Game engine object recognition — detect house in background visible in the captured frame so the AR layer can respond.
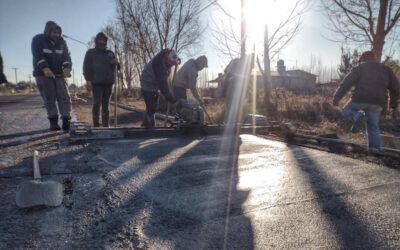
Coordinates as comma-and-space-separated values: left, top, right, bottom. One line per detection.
205, 58, 317, 99
271, 59, 317, 91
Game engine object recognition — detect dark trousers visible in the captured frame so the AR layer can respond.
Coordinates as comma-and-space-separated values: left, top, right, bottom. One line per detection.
141, 90, 159, 128
92, 84, 113, 126
36, 76, 71, 118
173, 86, 187, 101
142, 90, 159, 116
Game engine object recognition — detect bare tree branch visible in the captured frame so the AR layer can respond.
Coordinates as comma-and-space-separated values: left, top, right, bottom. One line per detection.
321, 0, 400, 61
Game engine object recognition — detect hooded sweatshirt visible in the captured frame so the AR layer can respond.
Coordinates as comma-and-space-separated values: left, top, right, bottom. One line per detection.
173, 59, 201, 101
31, 21, 72, 77
83, 32, 117, 85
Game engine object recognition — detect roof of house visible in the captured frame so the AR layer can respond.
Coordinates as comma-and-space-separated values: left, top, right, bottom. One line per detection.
286, 70, 317, 77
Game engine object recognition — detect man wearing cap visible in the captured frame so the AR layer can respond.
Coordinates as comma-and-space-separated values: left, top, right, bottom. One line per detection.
140, 48, 179, 128
31, 21, 73, 131
83, 32, 119, 127
333, 51, 399, 151
173, 55, 208, 104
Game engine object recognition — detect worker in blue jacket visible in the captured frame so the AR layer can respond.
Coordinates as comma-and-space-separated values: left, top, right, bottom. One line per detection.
83, 32, 119, 127
140, 49, 179, 128
31, 21, 72, 131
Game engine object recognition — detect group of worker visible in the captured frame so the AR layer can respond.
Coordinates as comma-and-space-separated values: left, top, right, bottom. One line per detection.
30, 21, 207, 131
29, 21, 398, 151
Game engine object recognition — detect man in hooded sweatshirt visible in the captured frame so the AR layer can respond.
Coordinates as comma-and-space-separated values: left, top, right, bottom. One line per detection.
83, 32, 119, 127
31, 21, 72, 131
173, 55, 208, 104
140, 49, 179, 128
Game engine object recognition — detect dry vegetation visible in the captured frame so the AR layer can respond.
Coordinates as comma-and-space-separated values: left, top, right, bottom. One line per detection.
201, 86, 400, 145
74, 84, 399, 147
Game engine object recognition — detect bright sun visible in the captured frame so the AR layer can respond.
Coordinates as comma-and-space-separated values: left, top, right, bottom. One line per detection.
244, 0, 295, 44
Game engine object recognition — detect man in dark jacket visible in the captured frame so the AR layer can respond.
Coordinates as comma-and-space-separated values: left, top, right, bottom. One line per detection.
333, 51, 399, 150
31, 21, 72, 131
83, 32, 119, 127
140, 49, 179, 128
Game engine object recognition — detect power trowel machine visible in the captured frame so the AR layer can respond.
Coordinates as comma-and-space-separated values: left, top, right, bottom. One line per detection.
173, 99, 205, 129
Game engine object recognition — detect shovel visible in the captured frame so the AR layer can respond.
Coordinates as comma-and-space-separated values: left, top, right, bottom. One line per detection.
16, 150, 63, 208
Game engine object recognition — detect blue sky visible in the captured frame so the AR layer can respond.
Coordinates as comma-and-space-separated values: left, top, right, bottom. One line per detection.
0, 0, 342, 84
0, 0, 116, 84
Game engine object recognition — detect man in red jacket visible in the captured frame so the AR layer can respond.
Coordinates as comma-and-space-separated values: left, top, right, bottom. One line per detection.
140, 49, 179, 128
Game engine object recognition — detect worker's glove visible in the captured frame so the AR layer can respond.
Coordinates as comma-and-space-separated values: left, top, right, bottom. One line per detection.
86, 81, 92, 92
111, 58, 119, 65
332, 99, 339, 107
111, 58, 121, 70
63, 68, 72, 78
42, 67, 55, 78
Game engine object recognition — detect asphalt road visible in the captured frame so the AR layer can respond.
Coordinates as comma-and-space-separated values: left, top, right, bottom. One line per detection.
0, 94, 399, 249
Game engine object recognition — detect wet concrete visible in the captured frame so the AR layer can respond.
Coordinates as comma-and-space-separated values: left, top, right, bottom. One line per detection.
0, 94, 399, 249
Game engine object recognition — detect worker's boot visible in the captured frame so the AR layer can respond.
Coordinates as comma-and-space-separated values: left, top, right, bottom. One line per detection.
141, 115, 149, 128
149, 115, 155, 128
102, 113, 109, 128
93, 116, 100, 127
141, 114, 154, 128
61, 116, 71, 131
49, 116, 61, 131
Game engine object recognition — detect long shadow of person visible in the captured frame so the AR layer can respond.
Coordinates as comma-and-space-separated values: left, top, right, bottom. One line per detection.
77, 134, 253, 249
287, 145, 391, 249
141, 135, 254, 249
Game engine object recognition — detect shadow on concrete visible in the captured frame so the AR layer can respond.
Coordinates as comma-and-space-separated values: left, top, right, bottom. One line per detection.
0, 128, 50, 140
0, 131, 63, 148
80, 135, 253, 249
141, 135, 253, 249
0, 133, 253, 249
288, 145, 386, 249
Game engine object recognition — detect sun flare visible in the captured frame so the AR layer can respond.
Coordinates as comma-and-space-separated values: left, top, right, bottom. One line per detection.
244, 0, 296, 44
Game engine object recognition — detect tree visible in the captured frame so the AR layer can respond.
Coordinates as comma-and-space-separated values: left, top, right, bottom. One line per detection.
338, 48, 360, 79
105, 0, 205, 89
384, 58, 400, 79
211, 0, 309, 108
321, 0, 400, 62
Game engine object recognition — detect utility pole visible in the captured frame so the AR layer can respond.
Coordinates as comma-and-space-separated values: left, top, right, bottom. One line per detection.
240, 0, 246, 59
12, 67, 18, 83
28, 74, 32, 83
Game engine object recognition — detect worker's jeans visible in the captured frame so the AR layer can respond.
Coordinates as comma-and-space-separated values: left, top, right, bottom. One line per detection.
342, 101, 382, 149
92, 84, 113, 126
36, 76, 71, 118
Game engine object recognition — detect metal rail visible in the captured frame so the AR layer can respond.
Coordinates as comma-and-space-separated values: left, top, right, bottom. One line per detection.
69, 122, 280, 141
